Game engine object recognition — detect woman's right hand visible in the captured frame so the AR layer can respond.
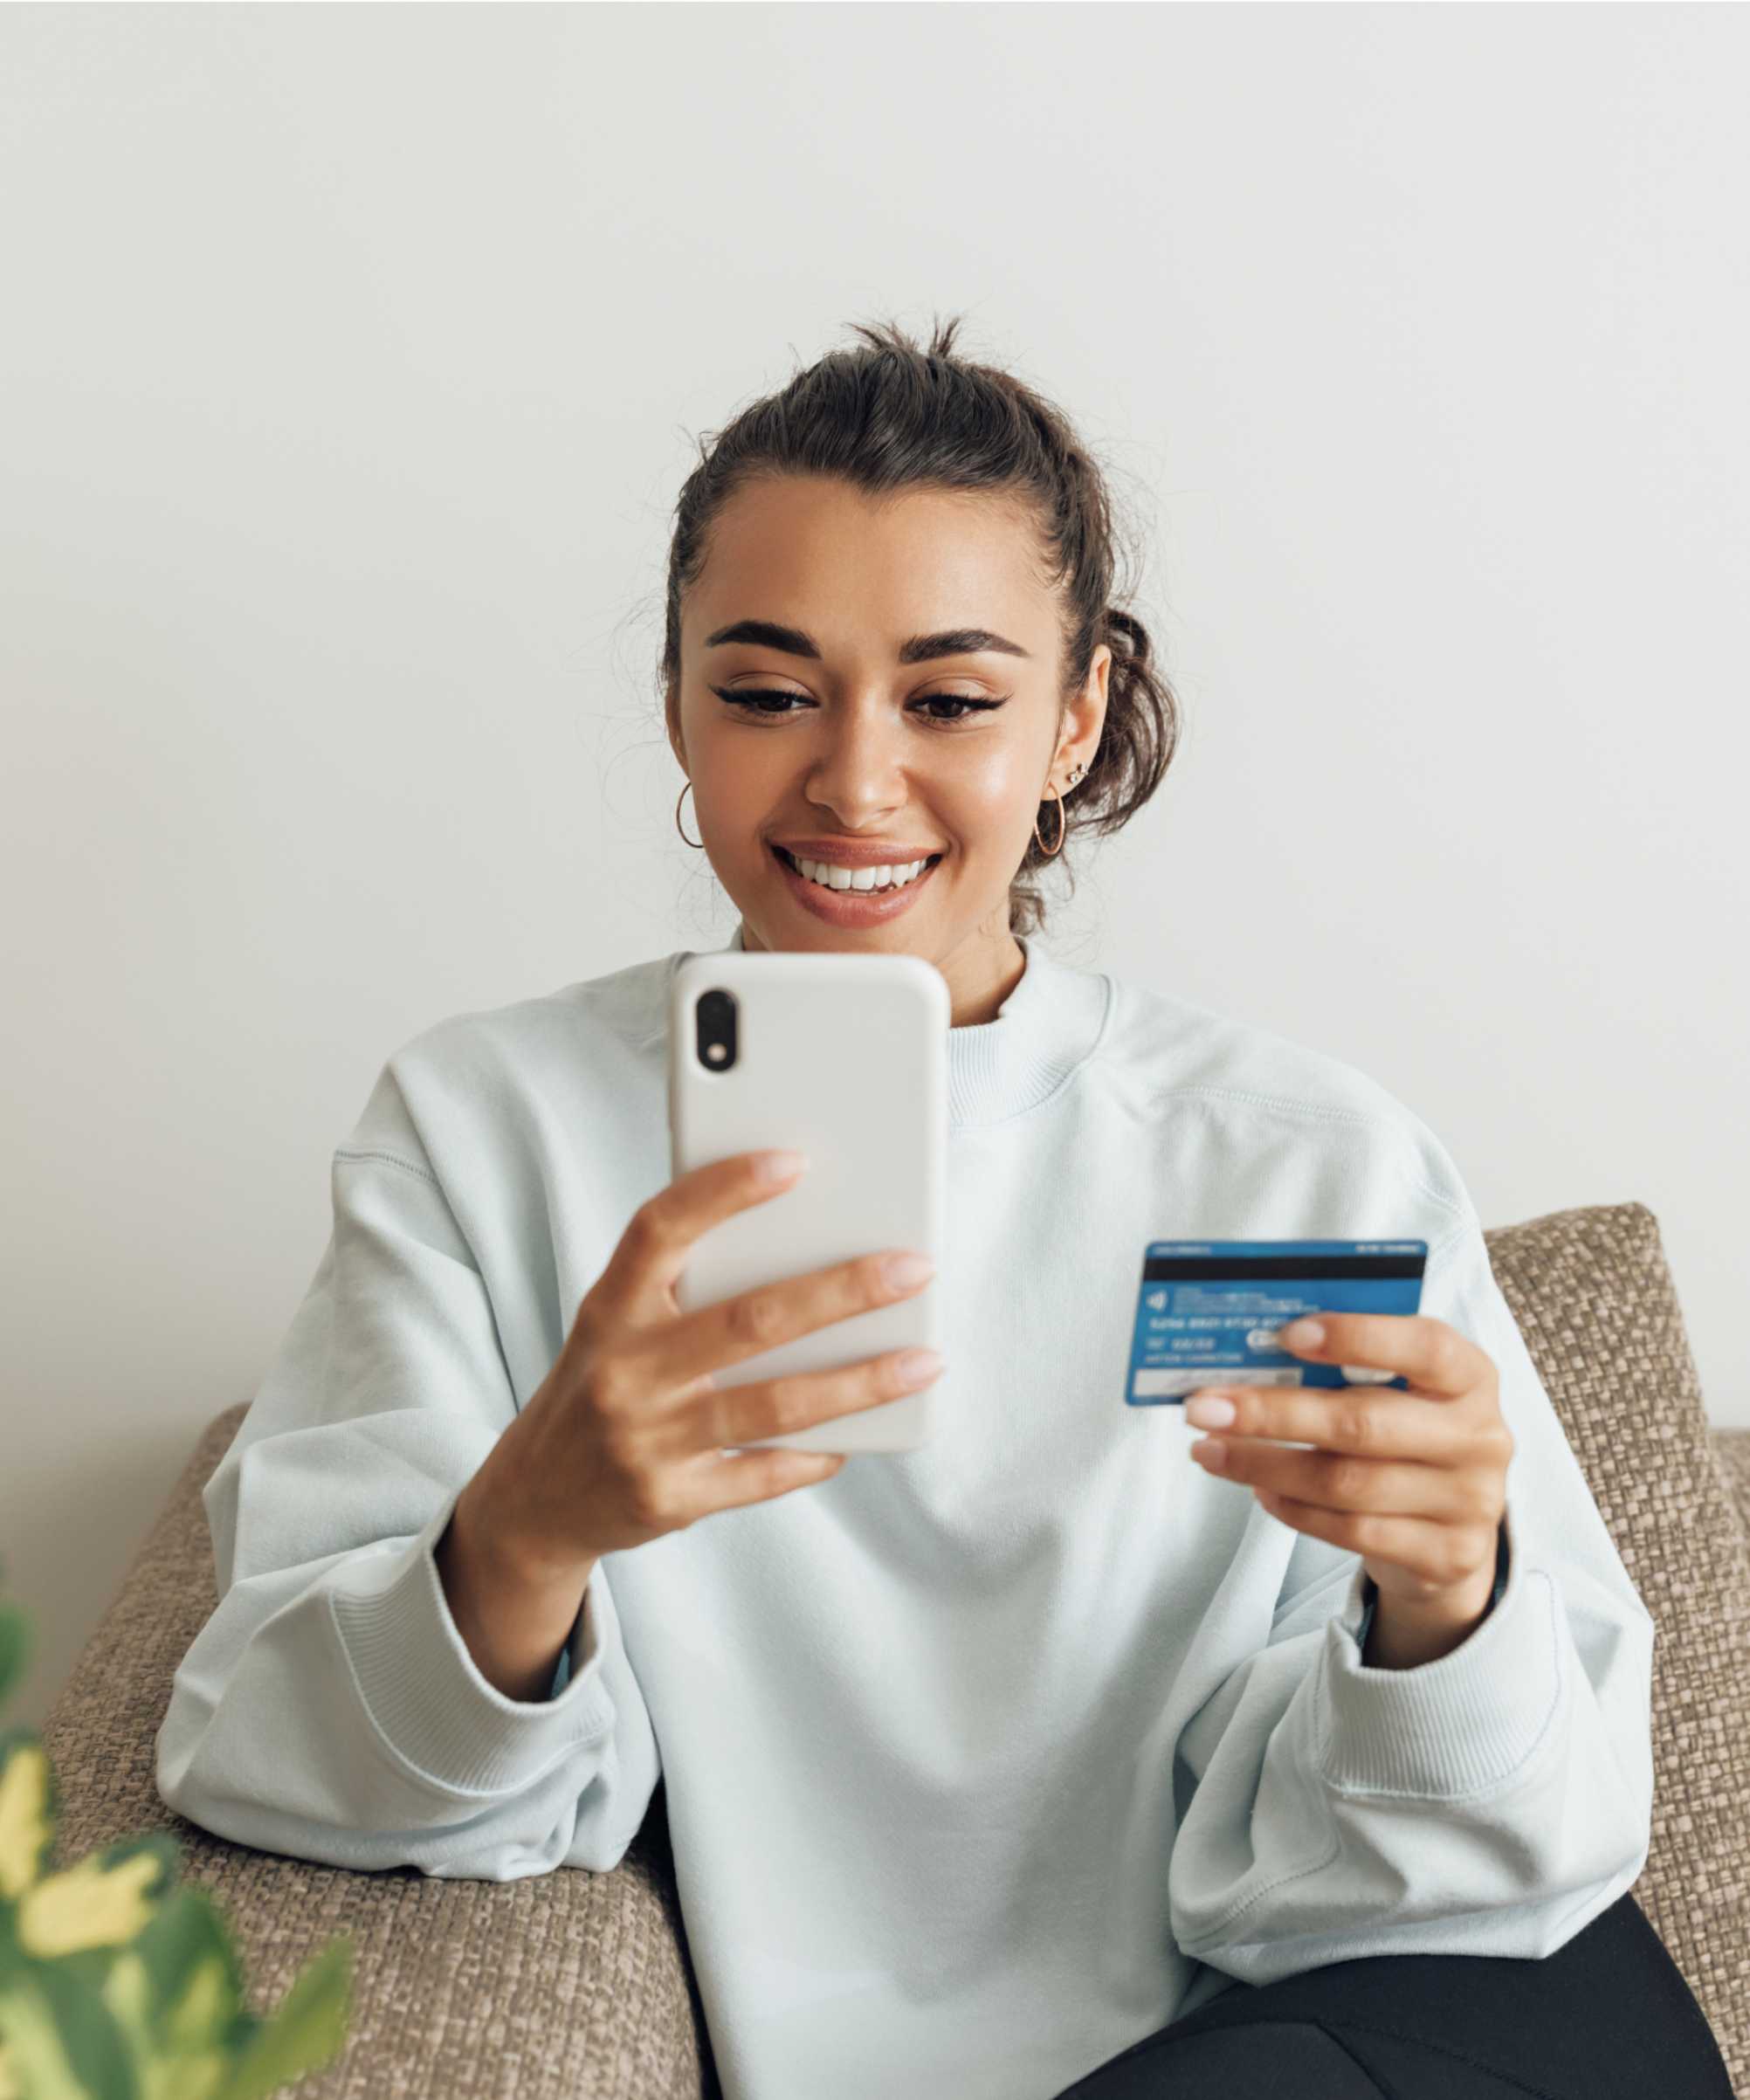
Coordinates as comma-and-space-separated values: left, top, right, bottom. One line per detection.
435, 1149, 939, 1699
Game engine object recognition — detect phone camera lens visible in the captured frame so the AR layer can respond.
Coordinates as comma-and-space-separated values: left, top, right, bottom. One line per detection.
695, 988, 738, 1072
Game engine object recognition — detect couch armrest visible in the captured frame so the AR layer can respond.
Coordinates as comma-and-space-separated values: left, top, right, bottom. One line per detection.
40, 1407, 711, 2100
1712, 1430, 1750, 1542
1485, 1205, 1750, 2094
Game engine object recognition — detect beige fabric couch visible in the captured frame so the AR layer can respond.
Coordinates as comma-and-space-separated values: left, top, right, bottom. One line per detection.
41, 1203, 1750, 2097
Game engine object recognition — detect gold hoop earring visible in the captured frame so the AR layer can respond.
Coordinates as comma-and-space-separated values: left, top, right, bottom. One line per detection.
1034, 781, 1067, 858
675, 782, 703, 850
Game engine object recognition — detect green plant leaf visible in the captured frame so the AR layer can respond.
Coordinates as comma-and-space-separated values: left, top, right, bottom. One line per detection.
9, 1958, 137, 2100
213, 1941, 350, 2100
18, 1840, 174, 1964
0, 1976, 93, 2100
101, 1948, 230, 2100
0, 1605, 31, 1719
0, 1737, 57, 1904
127, 1888, 241, 2050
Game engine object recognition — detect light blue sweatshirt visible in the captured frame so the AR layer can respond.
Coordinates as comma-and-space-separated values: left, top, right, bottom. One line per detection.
158, 948, 1652, 2100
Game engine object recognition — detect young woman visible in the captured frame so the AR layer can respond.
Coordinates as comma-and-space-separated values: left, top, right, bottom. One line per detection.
160, 327, 1728, 2099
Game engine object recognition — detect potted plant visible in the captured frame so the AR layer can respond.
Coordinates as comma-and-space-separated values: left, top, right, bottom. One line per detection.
0, 1573, 351, 2100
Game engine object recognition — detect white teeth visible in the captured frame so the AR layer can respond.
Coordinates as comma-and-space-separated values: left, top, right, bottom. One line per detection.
789, 853, 931, 894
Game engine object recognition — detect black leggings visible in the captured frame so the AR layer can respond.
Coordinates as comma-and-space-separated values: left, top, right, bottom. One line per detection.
1057, 1898, 1730, 2099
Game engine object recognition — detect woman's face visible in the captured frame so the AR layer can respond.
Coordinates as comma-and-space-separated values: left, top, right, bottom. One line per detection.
669, 475, 1108, 1022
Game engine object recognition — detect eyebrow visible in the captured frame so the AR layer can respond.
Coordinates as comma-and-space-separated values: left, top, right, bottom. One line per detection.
899, 628, 1029, 664
705, 619, 820, 658
703, 619, 1030, 664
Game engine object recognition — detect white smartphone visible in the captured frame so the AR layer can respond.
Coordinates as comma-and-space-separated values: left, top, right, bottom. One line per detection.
668, 950, 948, 1455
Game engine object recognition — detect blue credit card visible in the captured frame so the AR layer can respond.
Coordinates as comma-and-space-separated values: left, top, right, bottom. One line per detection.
1126, 1240, 1427, 1405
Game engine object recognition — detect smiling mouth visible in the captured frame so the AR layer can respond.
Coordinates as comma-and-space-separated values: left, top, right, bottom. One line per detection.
776, 848, 940, 896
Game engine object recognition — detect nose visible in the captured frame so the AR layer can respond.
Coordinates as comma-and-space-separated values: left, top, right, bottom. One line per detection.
803, 695, 908, 830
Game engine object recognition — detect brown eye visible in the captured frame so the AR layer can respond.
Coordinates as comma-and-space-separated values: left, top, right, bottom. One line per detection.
912, 693, 1007, 721
710, 685, 815, 715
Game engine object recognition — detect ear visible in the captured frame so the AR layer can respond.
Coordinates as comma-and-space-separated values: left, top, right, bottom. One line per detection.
1053, 644, 1111, 789
665, 682, 687, 774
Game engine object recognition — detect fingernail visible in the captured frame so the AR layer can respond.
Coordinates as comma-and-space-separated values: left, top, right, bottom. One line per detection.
1193, 1438, 1228, 1472
1282, 1318, 1326, 1351
881, 1251, 935, 1294
1185, 1394, 1237, 1429
894, 1348, 943, 1389
754, 1149, 808, 1184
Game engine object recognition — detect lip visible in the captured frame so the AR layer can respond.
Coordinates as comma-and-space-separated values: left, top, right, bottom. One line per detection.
773, 837, 943, 869
771, 843, 940, 926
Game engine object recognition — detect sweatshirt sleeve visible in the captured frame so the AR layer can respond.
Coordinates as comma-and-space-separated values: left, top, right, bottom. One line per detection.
1166, 1223, 1655, 1980
155, 1071, 660, 1880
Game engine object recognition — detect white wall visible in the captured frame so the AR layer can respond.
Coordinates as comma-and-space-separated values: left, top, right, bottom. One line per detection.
3, 4, 1746, 1724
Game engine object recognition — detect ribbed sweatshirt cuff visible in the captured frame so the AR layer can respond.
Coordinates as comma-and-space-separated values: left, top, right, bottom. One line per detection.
327, 1507, 617, 1798
1319, 1532, 1562, 1799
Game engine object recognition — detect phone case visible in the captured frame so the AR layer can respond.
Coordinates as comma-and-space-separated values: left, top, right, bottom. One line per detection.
668, 951, 948, 1454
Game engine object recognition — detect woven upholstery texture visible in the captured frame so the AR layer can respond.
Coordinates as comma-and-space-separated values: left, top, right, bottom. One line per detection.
1485, 1203, 1750, 2092
38, 1206, 1750, 2096
1712, 1429, 1750, 1541
39, 1408, 711, 2100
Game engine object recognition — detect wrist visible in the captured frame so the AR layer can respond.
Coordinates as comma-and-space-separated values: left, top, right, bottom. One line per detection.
1361, 1531, 1506, 1670
450, 1459, 596, 1596
438, 1475, 596, 1702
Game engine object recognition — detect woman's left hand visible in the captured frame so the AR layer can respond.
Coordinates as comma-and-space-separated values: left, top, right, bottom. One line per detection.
1186, 1316, 1513, 1670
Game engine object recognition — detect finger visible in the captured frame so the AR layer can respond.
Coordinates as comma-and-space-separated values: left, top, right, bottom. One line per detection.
604, 1444, 851, 1537
653, 1248, 935, 1385
699, 1347, 944, 1451
1275, 1313, 1491, 1399
1184, 1385, 1476, 1463
596, 1152, 808, 1312
1192, 1436, 1494, 1522
681, 1446, 848, 1518
1249, 1491, 1497, 1590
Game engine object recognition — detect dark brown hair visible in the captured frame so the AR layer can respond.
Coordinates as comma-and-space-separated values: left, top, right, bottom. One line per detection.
663, 320, 1178, 930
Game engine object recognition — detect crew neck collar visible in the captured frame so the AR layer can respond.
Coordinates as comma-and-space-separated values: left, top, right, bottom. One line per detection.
946, 942, 1111, 1129
712, 931, 1110, 1127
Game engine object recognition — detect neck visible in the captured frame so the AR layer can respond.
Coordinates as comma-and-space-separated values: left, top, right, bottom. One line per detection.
933, 914, 1027, 1027
736, 908, 1026, 1029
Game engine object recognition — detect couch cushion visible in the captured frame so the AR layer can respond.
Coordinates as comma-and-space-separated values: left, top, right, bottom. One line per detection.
1485, 1203, 1750, 2092
41, 1406, 710, 2100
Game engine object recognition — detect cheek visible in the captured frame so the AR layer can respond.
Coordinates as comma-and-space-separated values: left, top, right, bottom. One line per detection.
684, 713, 782, 824
931, 733, 1052, 843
